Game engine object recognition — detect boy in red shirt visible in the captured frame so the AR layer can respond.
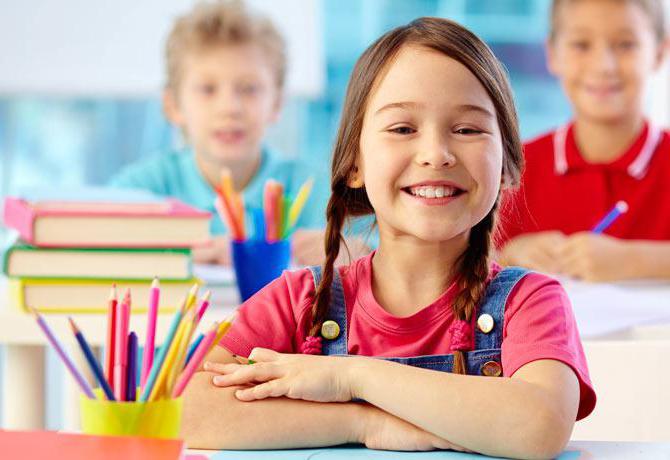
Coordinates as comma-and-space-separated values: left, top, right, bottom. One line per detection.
498, 0, 670, 281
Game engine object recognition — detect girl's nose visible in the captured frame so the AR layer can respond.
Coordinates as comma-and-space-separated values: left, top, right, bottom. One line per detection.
415, 137, 456, 169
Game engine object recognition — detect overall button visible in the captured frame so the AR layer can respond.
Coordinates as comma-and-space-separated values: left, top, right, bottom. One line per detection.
321, 320, 340, 340
480, 360, 502, 377
477, 313, 494, 334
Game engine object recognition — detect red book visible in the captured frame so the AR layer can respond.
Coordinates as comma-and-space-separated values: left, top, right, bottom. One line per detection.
0, 430, 185, 460
3, 192, 211, 248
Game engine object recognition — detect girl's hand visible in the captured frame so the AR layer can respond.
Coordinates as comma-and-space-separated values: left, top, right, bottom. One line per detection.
557, 232, 633, 282
361, 407, 471, 452
205, 348, 355, 402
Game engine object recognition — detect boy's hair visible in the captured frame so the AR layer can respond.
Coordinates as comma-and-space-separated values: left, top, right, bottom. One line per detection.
165, 0, 287, 91
309, 17, 524, 375
549, 0, 667, 42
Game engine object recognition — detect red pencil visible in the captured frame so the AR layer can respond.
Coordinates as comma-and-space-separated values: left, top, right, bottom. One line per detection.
105, 285, 117, 393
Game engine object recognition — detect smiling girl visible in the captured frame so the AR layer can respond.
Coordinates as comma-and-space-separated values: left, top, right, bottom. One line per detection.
182, 17, 596, 459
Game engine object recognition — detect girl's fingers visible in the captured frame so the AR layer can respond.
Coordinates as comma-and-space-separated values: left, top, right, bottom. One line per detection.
211, 362, 282, 387
248, 347, 280, 363
204, 361, 242, 374
235, 379, 287, 401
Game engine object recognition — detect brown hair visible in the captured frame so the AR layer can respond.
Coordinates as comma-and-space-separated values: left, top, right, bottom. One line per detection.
165, 0, 286, 91
309, 17, 524, 374
549, 0, 667, 43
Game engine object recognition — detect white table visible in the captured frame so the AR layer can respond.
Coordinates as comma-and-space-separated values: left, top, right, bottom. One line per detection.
1, 274, 670, 443
188, 441, 670, 459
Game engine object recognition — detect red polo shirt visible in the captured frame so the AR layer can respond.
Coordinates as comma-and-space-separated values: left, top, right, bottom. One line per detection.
498, 121, 670, 246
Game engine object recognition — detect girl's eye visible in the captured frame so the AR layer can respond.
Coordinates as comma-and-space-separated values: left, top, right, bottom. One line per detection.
389, 126, 416, 135
455, 127, 482, 135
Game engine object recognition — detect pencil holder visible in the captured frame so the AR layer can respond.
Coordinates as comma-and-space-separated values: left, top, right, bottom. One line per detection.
80, 390, 182, 439
231, 239, 290, 301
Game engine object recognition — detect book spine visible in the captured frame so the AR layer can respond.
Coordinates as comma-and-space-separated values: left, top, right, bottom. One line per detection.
3, 198, 36, 244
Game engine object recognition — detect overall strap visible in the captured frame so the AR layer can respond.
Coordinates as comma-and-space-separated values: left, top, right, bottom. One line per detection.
474, 266, 530, 351
306, 265, 348, 355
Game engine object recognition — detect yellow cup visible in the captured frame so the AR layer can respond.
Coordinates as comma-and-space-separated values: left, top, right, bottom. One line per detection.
80, 390, 183, 439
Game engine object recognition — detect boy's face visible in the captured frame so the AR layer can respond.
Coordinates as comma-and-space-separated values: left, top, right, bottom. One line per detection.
547, 0, 664, 123
165, 44, 281, 165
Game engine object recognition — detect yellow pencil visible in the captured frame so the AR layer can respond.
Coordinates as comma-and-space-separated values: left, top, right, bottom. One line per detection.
287, 178, 314, 231
207, 314, 236, 356
148, 310, 192, 401
167, 311, 198, 395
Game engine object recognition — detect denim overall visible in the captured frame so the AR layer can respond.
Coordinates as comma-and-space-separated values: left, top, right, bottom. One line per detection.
307, 265, 530, 376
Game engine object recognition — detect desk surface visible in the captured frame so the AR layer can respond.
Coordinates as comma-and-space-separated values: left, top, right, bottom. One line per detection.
188, 441, 670, 459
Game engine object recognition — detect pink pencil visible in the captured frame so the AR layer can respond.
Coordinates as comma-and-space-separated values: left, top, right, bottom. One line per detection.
105, 285, 117, 393
114, 289, 131, 401
264, 181, 278, 242
141, 278, 160, 389
196, 291, 211, 322
172, 322, 218, 398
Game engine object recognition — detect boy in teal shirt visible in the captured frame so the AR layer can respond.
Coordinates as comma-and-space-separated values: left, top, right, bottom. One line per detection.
111, 1, 370, 265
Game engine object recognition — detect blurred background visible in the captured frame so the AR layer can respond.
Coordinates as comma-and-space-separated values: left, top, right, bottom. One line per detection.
0, 0, 669, 430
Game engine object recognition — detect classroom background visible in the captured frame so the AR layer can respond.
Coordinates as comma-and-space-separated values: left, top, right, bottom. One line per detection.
1, 0, 670, 437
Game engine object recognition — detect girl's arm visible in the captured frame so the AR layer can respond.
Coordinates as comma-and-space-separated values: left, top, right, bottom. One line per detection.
348, 357, 579, 460
209, 350, 579, 459
182, 346, 462, 451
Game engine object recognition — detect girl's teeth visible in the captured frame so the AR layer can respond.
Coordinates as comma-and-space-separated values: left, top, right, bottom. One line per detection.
410, 186, 455, 199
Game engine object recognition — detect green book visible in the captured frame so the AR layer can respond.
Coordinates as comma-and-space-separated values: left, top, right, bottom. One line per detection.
2, 237, 193, 281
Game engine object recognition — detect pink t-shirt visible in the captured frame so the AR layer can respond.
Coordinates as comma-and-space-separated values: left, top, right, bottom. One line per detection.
221, 252, 596, 420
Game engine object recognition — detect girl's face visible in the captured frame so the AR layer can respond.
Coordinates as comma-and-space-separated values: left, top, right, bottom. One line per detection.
548, 0, 664, 123
357, 45, 503, 244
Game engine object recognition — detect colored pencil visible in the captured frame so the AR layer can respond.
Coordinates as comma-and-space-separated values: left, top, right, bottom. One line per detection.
592, 200, 629, 234
126, 332, 138, 402
286, 178, 314, 233
141, 277, 160, 389
148, 310, 192, 401
207, 314, 236, 355
264, 181, 279, 241
173, 322, 219, 397
139, 299, 186, 402
215, 194, 243, 240
29, 307, 95, 399
167, 311, 197, 397
184, 333, 205, 369
196, 291, 211, 322
69, 317, 115, 401
105, 285, 117, 393
114, 289, 131, 401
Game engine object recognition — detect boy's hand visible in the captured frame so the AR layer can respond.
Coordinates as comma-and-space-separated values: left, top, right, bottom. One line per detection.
498, 231, 566, 274
205, 348, 355, 402
192, 236, 231, 266
360, 406, 470, 452
557, 232, 632, 282
292, 229, 371, 266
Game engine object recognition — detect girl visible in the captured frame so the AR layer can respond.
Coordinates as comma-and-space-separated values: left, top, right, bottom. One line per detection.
182, 17, 596, 459
498, 0, 670, 281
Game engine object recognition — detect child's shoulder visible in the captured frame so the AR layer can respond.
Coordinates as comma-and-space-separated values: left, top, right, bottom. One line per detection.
110, 148, 194, 191
522, 128, 557, 157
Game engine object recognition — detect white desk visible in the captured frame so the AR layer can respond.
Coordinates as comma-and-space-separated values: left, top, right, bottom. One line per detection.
187, 441, 670, 459
1, 274, 669, 443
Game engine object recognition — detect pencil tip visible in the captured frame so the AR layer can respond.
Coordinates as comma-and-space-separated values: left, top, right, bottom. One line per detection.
152, 277, 160, 288
202, 290, 211, 301
67, 317, 77, 332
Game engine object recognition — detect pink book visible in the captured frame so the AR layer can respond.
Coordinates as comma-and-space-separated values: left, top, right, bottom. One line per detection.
3, 193, 211, 248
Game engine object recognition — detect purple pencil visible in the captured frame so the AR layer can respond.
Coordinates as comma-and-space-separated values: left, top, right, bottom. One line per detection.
29, 307, 95, 399
126, 332, 138, 401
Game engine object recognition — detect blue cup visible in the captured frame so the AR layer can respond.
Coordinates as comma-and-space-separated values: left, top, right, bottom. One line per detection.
231, 239, 291, 301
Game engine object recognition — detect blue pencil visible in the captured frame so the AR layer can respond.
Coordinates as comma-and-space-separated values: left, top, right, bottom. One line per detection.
139, 303, 185, 401
68, 317, 115, 401
184, 333, 205, 369
126, 332, 138, 401
592, 201, 628, 234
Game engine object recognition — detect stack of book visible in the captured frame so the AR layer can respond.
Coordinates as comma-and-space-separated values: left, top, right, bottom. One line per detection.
2, 188, 211, 313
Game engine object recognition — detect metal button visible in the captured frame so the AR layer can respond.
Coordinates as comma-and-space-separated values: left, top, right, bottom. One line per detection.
480, 360, 502, 377
477, 313, 495, 334
321, 320, 340, 340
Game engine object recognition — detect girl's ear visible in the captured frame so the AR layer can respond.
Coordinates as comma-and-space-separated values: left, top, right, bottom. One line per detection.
347, 165, 365, 188
163, 88, 185, 126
